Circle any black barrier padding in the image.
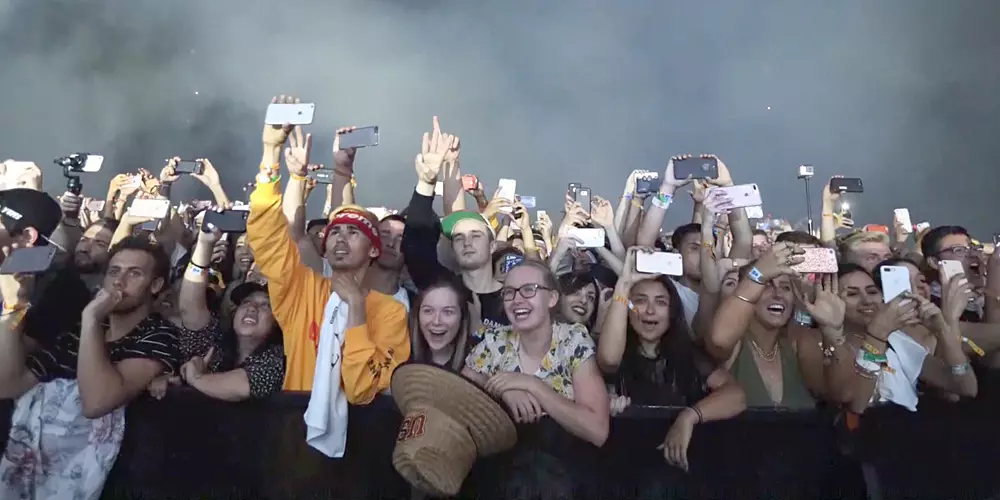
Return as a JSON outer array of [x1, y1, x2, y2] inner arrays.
[[0, 380, 999, 500]]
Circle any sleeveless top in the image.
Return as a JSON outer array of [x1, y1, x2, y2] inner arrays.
[[731, 336, 815, 409]]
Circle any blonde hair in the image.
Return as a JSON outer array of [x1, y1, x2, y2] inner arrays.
[[838, 230, 890, 255]]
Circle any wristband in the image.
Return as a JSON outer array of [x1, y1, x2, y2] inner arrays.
[[289, 172, 308, 182], [687, 406, 704, 424], [962, 337, 985, 357], [622, 193, 633, 200], [650, 193, 672, 210], [186, 265, 206, 276], [854, 350, 882, 374], [951, 362, 971, 376], [747, 266, 765, 285], [612, 295, 632, 310]]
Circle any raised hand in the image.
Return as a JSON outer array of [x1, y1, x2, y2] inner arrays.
[[704, 154, 734, 187], [284, 126, 312, 177], [793, 274, 845, 330], [663, 154, 694, 189], [160, 157, 181, 184], [83, 288, 123, 323], [620, 246, 662, 288], [192, 158, 222, 188], [867, 293, 921, 341], [333, 126, 358, 169], [414, 116, 457, 184], [753, 242, 805, 281], [591, 196, 614, 228], [262, 95, 296, 147]]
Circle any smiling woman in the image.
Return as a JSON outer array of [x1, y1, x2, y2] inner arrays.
[[408, 276, 472, 372]]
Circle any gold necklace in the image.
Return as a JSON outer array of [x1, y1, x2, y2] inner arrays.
[[749, 339, 778, 362]]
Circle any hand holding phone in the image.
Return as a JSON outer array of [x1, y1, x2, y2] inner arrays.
[[264, 102, 315, 125], [829, 177, 864, 194], [635, 251, 683, 276], [174, 160, 204, 175], [462, 175, 479, 192], [893, 208, 913, 234], [673, 156, 719, 180], [880, 265, 912, 303], [336, 126, 380, 149], [791, 248, 838, 274], [205, 210, 250, 234]]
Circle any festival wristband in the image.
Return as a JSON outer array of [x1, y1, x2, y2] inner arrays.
[[650, 193, 672, 210], [289, 172, 308, 182], [951, 362, 971, 376], [186, 265, 206, 276], [747, 266, 765, 285], [962, 337, 985, 357]]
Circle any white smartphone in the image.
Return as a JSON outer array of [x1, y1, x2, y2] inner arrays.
[[86, 199, 106, 211], [81, 154, 104, 173], [708, 184, 762, 209], [127, 198, 171, 219], [880, 265, 912, 302], [635, 251, 683, 276], [537, 210, 548, 220], [567, 227, 605, 248], [894, 208, 913, 233], [264, 103, 315, 125], [434, 181, 444, 197], [745, 206, 764, 219], [497, 178, 517, 213], [939, 260, 965, 285], [123, 174, 142, 190]]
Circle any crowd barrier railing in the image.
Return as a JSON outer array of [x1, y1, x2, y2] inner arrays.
[[2, 373, 999, 500]]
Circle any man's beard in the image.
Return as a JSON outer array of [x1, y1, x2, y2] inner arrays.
[[72, 255, 102, 274]]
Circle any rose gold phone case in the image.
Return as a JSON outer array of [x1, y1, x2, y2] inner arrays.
[[791, 248, 838, 274]]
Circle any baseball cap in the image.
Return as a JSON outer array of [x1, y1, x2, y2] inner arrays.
[[0, 189, 62, 243], [441, 211, 495, 239], [230, 281, 268, 307]]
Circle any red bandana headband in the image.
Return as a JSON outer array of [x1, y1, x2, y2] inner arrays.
[[320, 210, 382, 258]]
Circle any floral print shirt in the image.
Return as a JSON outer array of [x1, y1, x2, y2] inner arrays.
[[465, 322, 595, 399]]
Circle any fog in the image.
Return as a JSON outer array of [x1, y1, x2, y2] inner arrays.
[[1, 0, 998, 234]]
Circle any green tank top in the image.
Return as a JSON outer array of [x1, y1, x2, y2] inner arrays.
[[731, 336, 816, 410]]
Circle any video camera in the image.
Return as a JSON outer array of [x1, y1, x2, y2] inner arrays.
[[53, 153, 104, 218]]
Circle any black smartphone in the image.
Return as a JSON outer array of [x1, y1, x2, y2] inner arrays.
[[0, 246, 57, 275], [568, 183, 581, 201], [205, 209, 250, 234], [635, 173, 661, 195], [829, 177, 864, 193], [337, 126, 380, 150], [674, 157, 718, 180], [174, 160, 203, 175], [307, 169, 336, 184], [577, 187, 592, 215]]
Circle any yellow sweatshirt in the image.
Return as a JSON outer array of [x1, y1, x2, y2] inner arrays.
[[246, 178, 410, 403]]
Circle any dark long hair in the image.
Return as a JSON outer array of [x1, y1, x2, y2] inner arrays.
[[620, 276, 704, 405], [555, 272, 600, 331], [408, 275, 472, 372], [217, 292, 284, 371]]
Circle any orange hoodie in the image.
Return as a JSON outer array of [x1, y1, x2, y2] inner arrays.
[[246, 178, 409, 403]]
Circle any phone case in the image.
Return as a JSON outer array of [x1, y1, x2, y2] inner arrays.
[[264, 103, 315, 125], [462, 175, 478, 191], [0, 246, 57, 275], [338, 126, 379, 149], [674, 158, 718, 180], [791, 248, 838, 274], [880, 265, 912, 302], [830, 177, 864, 193], [497, 179, 516, 201], [568, 228, 605, 248], [205, 210, 249, 233], [894, 209, 913, 232], [710, 184, 762, 209], [635, 252, 683, 276], [940, 260, 965, 285], [128, 199, 171, 219], [864, 224, 890, 235]]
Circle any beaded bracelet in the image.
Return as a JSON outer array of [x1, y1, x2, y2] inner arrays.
[[747, 266, 765, 285]]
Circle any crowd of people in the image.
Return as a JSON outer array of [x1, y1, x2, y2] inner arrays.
[[0, 94, 997, 499]]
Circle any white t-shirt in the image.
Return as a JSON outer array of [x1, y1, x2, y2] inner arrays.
[[672, 279, 699, 327]]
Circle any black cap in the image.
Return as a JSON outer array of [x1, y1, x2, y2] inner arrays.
[[0, 189, 62, 243], [230, 281, 268, 307]]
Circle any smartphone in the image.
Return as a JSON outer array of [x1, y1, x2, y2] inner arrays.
[[123, 175, 142, 190], [497, 179, 516, 213], [915, 222, 930, 233], [518, 196, 537, 209], [864, 224, 889, 235], [708, 184, 761, 209], [880, 265, 912, 302], [745, 206, 764, 219], [86, 199, 106, 212], [205, 210, 250, 234], [137, 220, 159, 232], [307, 169, 335, 184], [567, 227, 605, 248], [0, 246, 57, 275], [127, 198, 171, 219], [893, 208, 912, 233], [791, 247, 838, 274], [264, 102, 315, 125], [462, 174, 478, 191], [537, 210, 548, 220], [578, 188, 594, 216], [635, 172, 661, 195], [635, 251, 683, 276], [174, 160, 203, 175], [829, 177, 864, 193], [568, 183, 581, 200], [337, 126, 379, 149], [673, 157, 718, 180], [434, 181, 444, 197], [939, 260, 965, 285]]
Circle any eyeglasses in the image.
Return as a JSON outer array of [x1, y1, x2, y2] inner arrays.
[[500, 284, 553, 301], [937, 245, 971, 257]]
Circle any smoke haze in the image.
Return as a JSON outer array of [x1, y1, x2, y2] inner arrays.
[[1, 0, 998, 233]]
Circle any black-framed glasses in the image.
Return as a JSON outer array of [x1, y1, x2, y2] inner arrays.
[[937, 245, 971, 258], [501, 284, 552, 301]]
